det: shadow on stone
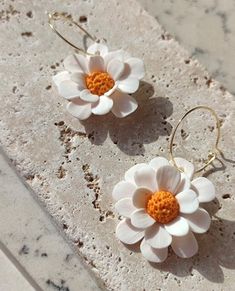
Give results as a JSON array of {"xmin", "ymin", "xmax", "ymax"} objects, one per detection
[
  {"xmin": 123, "ymin": 241, "xmax": 141, "ymax": 253},
  {"xmin": 219, "ymin": 151, "xmax": 235, "ymax": 166},
  {"xmin": 202, "ymin": 158, "xmax": 226, "ymax": 178},
  {"xmin": 81, "ymin": 81, "xmax": 173, "ymax": 156}
]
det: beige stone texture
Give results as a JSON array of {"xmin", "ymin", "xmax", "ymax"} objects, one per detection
[{"xmin": 0, "ymin": 0, "xmax": 234, "ymax": 290}]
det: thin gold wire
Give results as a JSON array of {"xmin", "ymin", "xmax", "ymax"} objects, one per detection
[
  {"xmin": 169, "ymin": 105, "xmax": 221, "ymax": 173},
  {"xmin": 48, "ymin": 12, "xmax": 97, "ymax": 55}
]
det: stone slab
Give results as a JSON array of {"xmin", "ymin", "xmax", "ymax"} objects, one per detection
[
  {"xmin": 0, "ymin": 151, "xmax": 102, "ymax": 291},
  {"xmin": 0, "ymin": 248, "xmax": 35, "ymax": 291},
  {"xmin": 0, "ymin": 0, "xmax": 234, "ymax": 290},
  {"xmin": 138, "ymin": 0, "xmax": 235, "ymax": 96}
]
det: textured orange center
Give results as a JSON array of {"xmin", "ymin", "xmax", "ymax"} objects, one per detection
[
  {"xmin": 146, "ymin": 191, "xmax": 179, "ymax": 224},
  {"xmin": 85, "ymin": 71, "xmax": 114, "ymax": 96}
]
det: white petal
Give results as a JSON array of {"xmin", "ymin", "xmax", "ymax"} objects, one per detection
[
  {"xmin": 58, "ymin": 80, "xmax": 80, "ymax": 100},
  {"xmin": 173, "ymin": 157, "xmax": 195, "ymax": 180},
  {"xmin": 53, "ymin": 71, "xmax": 70, "ymax": 87},
  {"xmin": 145, "ymin": 224, "xmax": 172, "ymax": 249},
  {"xmin": 110, "ymin": 90, "xmax": 138, "ymax": 118},
  {"xmin": 66, "ymin": 100, "xmax": 91, "ymax": 120},
  {"xmin": 130, "ymin": 209, "xmax": 155, "ymax": 228},
  {"xmin": 64, "ymin": 54, "xmax": 88, "ymax": 73},
  {"xmin": 182, "ymin": 208, "xmax": 211, "ymax": 234},
  {"xmin": 80, "ymin": 89, "xmax": 99, "ymax": 102},
  {"xmin": 164, "ymin": 216, "xmax": 189, "ymax": 237},
  {"xmin": 171, "ymin": 231, "xmax": 198, "ymax": 258},
  {"xmin": 149, "ymin": 157, "xmax": 169, "ymax": 172},
  {"xmin": 91, "ymin": 95, "xmax": 113, "ymax": 115},
  {"xmin": 140, "ymin": 239, "xmax": 168, "ymax": 263},
  {"xmin": 70, "ymin": 72, "xmax": 86, "ymax": 90},
  {"xmin": 104, "ymin": 50, "xmax": 124, "ymax": 67},
  {"xmin": 115, "ymin": 198, "xmax": 136, "ymax": 217},
  {"xmin": 87, "ymin": 43, "xmax": 108, "ymax": 56},
  {"xmin": 116, "ymin": 218, "xmax": 144, "ymax": 244},
  {"xmin": 125, "ymin": 58, "xmax": 145, "ymax": 80},
  {"xmin": 175, "ymin": 173, "xmax": 191, "ymax": 194},
  {"xmin": 156, "ymin": 165, "xmax": 181, "ymax": 194},
  {"xmin": 112, "ymin": 181, "xmax": 137, "ymax": 201},
  {"xmin": 117, "ymin": 77, "xmax": 139, "ymax": 94},
  {"xmin": 107, "ymin": 59, "xmax": 125, "ymax": 80},
  {"xmin": 176, "ymin": 189, "xmax": 199, "ymax": 214},
  {"xmin": 132, "ymin": 187, "xmax": 152, "ymax": 208},
  {"xmin": 191, "ymin": 177, "xmax": 215, "ymax": 202},
  {"xmin": 124, "ymin": 163, "xmax": 147, "ymax": 183},
  {"xmin": 88, "ymin": 55, "xmax": 105, "ymax": 73},
  {"xmin": 134, "ymin": 165, "xmax": 157, "ymax": 192},
  {"xmin": 104, "ymin": 84, "xmax": 117, "ymax": 97}
]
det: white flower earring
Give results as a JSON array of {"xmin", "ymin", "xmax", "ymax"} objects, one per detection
[
  {"xmin": 48, "ymin": 12, "xmax": 145, "ymax": 120},
  {"xmin": 113, "ymin": 106, "xmax": 222, "ymax": 263}
]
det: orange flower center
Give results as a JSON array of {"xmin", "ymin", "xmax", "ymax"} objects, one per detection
[
  {"xmin": 146, "ymin": 191, "xmax": 179, "ymax": 224},
  {"xmin": 85, "ymin": 71, "xmax": 115, "ymax": 96}
]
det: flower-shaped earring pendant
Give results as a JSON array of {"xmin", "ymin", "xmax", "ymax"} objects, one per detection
[
  {"xmin": 113, "ymin": 106, "xmax": 222, "ymax": 263},
  {"xmin": 49, "ymin": 13, "xmax": 145, "ymax": 120},
  {"xmin": 113, "ymin": 157, "xmax": 215, "ymax": 263}
]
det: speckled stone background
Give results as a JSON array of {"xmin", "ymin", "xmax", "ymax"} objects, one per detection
[{"xmin": 0, "ymin": 0, "xmax": 234, "ymax": 290}]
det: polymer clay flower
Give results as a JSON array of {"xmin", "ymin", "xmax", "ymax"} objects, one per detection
[
  {"xmin": 53, "ymin": 43, "xmax": 145, "ymax": 120},
  {"xmin": 113, "ymin": 157, "xmax": 215, "ymax": 263}
]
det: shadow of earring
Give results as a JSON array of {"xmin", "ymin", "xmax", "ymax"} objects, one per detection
[{"xmin": 81, "ymin": 80, "xmax": 174, "ymax": 156}]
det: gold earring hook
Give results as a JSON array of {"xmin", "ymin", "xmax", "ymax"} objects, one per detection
[
  {"xmin": 169, "ymin": 105, "xmax": 222, "ymax": 174},
  {"xmin": 48, "ymin": 12, "xmax": 97, "ymax": 56}
]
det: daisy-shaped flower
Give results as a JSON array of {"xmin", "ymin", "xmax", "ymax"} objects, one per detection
[
  {"xmin": 113, "ymin": 157, "xmax": 215, "ymax": 263},
  {"xmin": 52, "ymin": 43, "xmax": 145, "ymax": 120}
]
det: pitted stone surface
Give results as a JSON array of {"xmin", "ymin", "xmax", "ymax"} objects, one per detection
[{"xmin": 0, "ymin": 0, "xmax": 234, "ymax": 290}]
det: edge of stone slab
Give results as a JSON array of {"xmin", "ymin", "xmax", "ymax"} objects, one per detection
[{"xmin": 0, "ymin": 147, "xmax": 107, "ymax": 290}]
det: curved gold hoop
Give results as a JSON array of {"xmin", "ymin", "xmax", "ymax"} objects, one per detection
[
  {"xmin": 48, "ymin": 12, "xmax": 97, "ymax": 55},
  {"xmin": 169, "ymin": 105, "xmax": 221, "ymax": 173}
]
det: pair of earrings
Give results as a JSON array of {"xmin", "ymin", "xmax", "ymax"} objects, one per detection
[{"xmin": 49, "ymin": 13, "xmax": 221, "ymax": 263}]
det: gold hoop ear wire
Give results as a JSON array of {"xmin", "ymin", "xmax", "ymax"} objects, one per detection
[
  {"xmin": 48, "ymin": 12, "xmax": 97, "ymax": 56},
  {"xmin": 169, "ymin": 105, "xmax": 221, "ymax": 174}
]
